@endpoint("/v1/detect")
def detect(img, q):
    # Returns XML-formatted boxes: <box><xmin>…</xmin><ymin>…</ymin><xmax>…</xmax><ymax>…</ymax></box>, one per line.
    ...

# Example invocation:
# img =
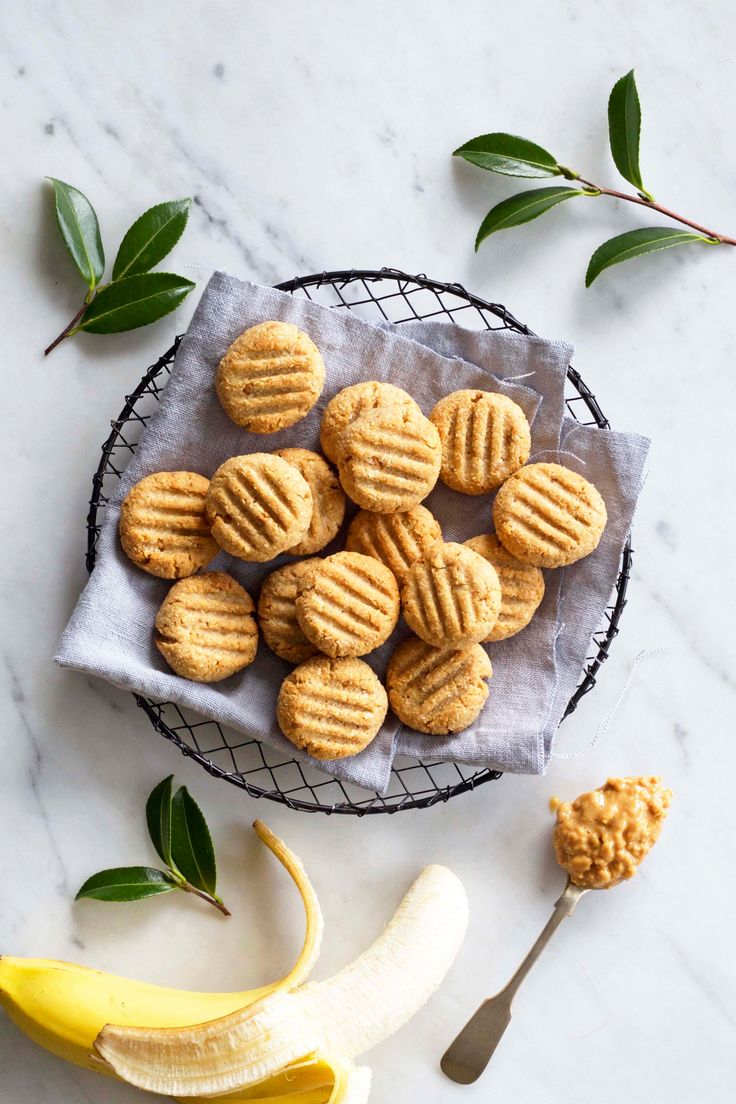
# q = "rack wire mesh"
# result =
<box><xmin>86</xmin><ymin>268</ymin><xmax>632</xmax><ymax>815</ymax></box>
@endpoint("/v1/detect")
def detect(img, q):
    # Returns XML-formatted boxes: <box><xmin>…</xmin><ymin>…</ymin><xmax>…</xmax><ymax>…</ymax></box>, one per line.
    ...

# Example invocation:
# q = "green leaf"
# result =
<box><xmin>608</xmin><ymin>70</ymin><xmax>651</xmax><ymax>198</ymax></box>
<box><xmin>75</xmin><ymin>866</ymin><xmax>174</xmax><ymax>903</ymax></box>
<box><xmin>170</xmin><ymin>787</ymin><xmax>217</xmax><ymax>895</ymax></box>
<box><xmin>47</xmin><ymin>178</ymin><xmax>105</xmax><ymax>291</ymax></box>
<box><xmin>112</xmin><ymin>198</ymin><xmax>192</xmax><ymax>281</ymax></box>
<box><xmin>75</xmin><ymin>272</ymin><xmax>195</xmax><ymax>334</ymax></box>
<box><xmin>453</xmin><ymin>133</ymin><xmax>561</xmax><ymax>178</ymax></box>
<box><xmin>585</xmin><ymin>227</ymin><xmax>712</xmax><ymax>286</ymax></box>
<box><xmin>475</xmin><ymin>186</ymin><xmax>587</xmax><ymax>249</ymax></box>
<box><xmin>146</xmin><ymin>775</ymin><xmax>175</xmax><ymax>869</ymax></box>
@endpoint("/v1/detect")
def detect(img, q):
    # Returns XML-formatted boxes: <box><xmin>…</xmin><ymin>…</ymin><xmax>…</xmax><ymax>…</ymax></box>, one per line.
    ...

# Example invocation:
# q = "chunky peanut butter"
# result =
<box><xmin>550</xmin><ymin>776</ymin><xmax>672</xmax><ymax>889</ymax></box>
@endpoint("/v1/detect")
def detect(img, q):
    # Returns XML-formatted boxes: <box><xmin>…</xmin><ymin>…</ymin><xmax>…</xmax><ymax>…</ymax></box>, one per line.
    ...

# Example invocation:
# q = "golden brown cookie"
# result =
<box><xmin>387</xmin><ymin>636</ymin><xmax>493</xmax><ymax>735</ymax></box>
<box><xmin>154</xmin><ymin>572</ymin><xmax>258</xmax><ymax>682</ymax></box>
<box><xmin>430</xmin><ymin>389</ymin><xmax>531</xmax><ymax>494</ymax></box>
<box><xmin>493</xmin><ymin>462</ymin><xmax>607</xmax><ymax>568</ymax></box>
<box><xmin>295</xmin><ymin>551</ymin><xmax>400</xmax><ymax>658</ymax></box>
<box><xmin>257</xmin><ymin>560</ymin><xmax>321</xmax><ymax>664</ymax></box>
<box><xmin>205</xmin><ymin>453</ymin><xmax>312</xmax><ymax>562</ymax></box>
<box><xmin>464</xmin><ymin>533</ymin><xmax>545</xmax><ymax>641</ymax></box>
<box><xmin>216</xmin><ymin>320</ymin><xmax>325</xmax><ymax>432</ymax></box>
<box><xmin>119</xmin><ymin>471</ymin><xmax>219</xmax><ymax>579</ymax></box>
<box><xmin>320</xmin><ymin>381</ymin><xmax>421</xmax><ymax>462</ymax></box>
<box><xmin>276</xmin><ymin>655</ymin><xmax>388</xmax><ymax>759</ymax></box>
<box><xmin>345</xmin><ymin>504</ymin><xmax>442</xmax><ymax>584</ymax></box>
<box><xmin>401</xmin><ymin>541</ymin><xmax>501</xmax><ymax>646</ymax></box>
<box><xmin>336</xmin><ymin>405</ymin><xmax>442</xmax><ymax>513</ymax></box>
<box><xmin>275</xmin><ymin>448</ymin><xmax>346</xmax><ymax>555</ymax></box>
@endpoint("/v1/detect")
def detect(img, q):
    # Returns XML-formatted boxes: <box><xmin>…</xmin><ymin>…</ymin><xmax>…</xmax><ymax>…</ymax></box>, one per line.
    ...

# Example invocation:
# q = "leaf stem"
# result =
<box><xmin>575</xmin><ymin>176</ymin><xmax>736</xmax><ymax>245</ymax></box>
<box><xmin>177</xmin><ymin>879</ymin><xmax>231</xmax><ymax>916</ymax></box>
<box><xmin>43</xmin><ymin>301</ymin><xmax>89</xmax><ymax>356</ymax></box>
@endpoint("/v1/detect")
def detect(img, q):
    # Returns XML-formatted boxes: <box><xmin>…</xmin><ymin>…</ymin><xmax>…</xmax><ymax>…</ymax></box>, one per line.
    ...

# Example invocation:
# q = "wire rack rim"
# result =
<box><xmin>85</xmin><ymin>267</ymin><xmax>632</xmax><ymax>815</ymax></box>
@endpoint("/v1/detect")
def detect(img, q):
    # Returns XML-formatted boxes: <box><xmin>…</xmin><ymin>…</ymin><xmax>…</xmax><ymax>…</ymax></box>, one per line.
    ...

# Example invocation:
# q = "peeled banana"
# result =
<box><xmin>1</xmin><ymin>822</ymin><xmax>467</xmax><ymax>1104</ymax></box>
<box><xmin>0</xmin><ymin>820</ymin><xmax>322</xmax><ymax>1073</ymax></box>
<box><xmin>96</xmin><ymin>863</ymin><xmax>468</xmax><ymax>1098</ymax></box>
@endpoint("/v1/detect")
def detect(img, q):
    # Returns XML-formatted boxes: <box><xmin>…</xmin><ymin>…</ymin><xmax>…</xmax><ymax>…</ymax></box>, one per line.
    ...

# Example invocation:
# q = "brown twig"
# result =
<box><xmin>43</xmin><ymin>301</ymin><xmax>89</xmax><ymax>356</ymax></box>
<box><xmin>571</xmin><ymin>174</ymin><xmax>736</xmax><ymax>245</ymax></box>
<box><xmin>178</xmin><ymin>880</ymin><xmax>231</xmax><ymax>916</ymax></box>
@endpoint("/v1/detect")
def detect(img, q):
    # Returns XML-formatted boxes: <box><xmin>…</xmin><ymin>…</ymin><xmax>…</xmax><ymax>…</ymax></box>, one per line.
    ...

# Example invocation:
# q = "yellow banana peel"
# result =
<box><xmin>0</xmin><ymin>820</ymin><xmax>322</xmax><ymax>1074</ymax></box>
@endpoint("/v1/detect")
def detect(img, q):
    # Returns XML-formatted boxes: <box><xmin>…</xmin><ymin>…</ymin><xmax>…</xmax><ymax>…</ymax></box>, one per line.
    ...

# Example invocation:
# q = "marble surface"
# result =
<box><xmin>1</xmin><ymin>2</ymin><xmax>735</xmax><ymax>1100</ymax></box>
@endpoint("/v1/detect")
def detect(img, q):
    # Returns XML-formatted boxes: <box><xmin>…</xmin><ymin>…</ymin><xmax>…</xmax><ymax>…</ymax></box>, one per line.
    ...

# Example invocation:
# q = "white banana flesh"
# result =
<box><xmin>96</xmin><ymin>864</ymin><xmax>468</xmax><ymax>1098</ymax></box>
<box><xmin>0</xmin><ymin>820</ymin><xmax>322</xmax><ymax>1073</ymax></box>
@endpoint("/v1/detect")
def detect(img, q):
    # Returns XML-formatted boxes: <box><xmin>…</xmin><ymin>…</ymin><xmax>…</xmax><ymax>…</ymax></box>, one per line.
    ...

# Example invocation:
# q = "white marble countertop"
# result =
<box><xmin>2</xmin><ymin>2</ymin><xmax>735</xmax><ymax>1100</ymax></box>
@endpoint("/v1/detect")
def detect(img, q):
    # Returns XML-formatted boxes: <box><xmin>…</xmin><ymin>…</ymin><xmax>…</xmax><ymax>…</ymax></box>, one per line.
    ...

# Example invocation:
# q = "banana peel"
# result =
<box><xmin>96</xmin><ymin>864</ymin><xmax>468</xmax><ymax>1098</ymax></box>
<box><xmin>0</xmin><ymin>820</ymin><xmax>322</xmax><ymax>1073</ymax></box>
<box><xmin>1</xmin><ymin>822</ymin><xmax>465</xmax><ymax>1104</ymax></box>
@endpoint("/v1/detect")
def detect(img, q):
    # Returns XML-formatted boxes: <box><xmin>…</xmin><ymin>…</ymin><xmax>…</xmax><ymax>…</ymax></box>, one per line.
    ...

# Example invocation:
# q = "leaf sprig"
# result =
<box><xmin>45</xmin><ymin>180</ymin><xmax>194</xmax><ymax>354</ymax></box>
<box><xmin>454</xmin><ymin>70</ymin><xmax>735</xmax><ymax>285</ymax></box>
<box><xmin>76</xmin><ymin>776</ymin><xmax>230</xmax><ymax>916</ymax></box>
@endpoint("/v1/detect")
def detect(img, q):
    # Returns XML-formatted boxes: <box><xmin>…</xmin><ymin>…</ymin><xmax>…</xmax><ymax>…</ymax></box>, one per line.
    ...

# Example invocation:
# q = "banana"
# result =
<box><xmin>96</xmin><ymin>864</ymin><xmax>468</xmax><ymax>1098</ymax></box>
<box><xmin>184</xmin><ymin>1053</ymin><xmax>370</xmax><ymax>1104</ymax></box>
<box><xmin>0</xmin><ymin>820</ymin><xmax>322</xmax><ymax>1074</ymax></box>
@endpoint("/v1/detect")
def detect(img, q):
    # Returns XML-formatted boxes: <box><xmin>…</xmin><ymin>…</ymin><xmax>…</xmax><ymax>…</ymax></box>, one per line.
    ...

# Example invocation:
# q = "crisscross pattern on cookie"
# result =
<box><xmin>295</xmin><ymin>551</ymin><xmax>400</xmax><ymax>658</ymax></box>
<box><xmin>336</xmin><ymin>405</ymin><xmax>441</xmax><ymax>513</ymax></box>
<box><xmin>155</xmin><ymin>573</ymin><xmax>258</xmax><ymax>682</ymax></box>
<box><xmin>464</xmin><ymin>533</ymin><xmax>545</xmax><ymax>641</ymax></box>
<box><xmin>493</xmin><ymin>462</ymin><xmax>607</xmax><ymax>568</ymax></box>
<box><xmin>387</xmin><ymin>636</ymin><xmax>493</xmax><ymax>734</ymax></box>
<box><xmin>119</xmin><ymin>471</ymin><xmax>218</xmax><ymax>579</ymax></box>
<box><xmin>216</xmin><ymin>321</ymin><xmax>325</xmax><ymax>432</ymax></box>
<box><xmin>401</xmin><ymin>541</ymin><xmax>501</xmax><ymax>646</ymax></box>
<box><xmin>206</xmin><ymin>453</ymin><xmax>312</xmax><ymax>562</ymax></box>
<box><xmin>430</xmin><ymin>390</ymin><xmax>531</xmax><ymax>494</ymax></box>
<box><xmin>277</xmin><ymin>656</ymin><xmax>388</xmax><ymax>759</ymax></box>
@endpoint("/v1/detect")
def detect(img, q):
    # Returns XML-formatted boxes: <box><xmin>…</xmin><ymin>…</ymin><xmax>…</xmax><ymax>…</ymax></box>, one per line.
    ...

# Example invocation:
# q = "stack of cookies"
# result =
<box><xmin>119</xmin><ymin>319</ymin><xmax>608</xmax><ymax>763</ymax></box>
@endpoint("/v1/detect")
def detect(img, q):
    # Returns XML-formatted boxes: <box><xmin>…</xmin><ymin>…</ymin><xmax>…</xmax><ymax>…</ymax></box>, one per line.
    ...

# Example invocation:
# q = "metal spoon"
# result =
<box><xmin>441</xmin><ymin>876</ymin><xmax>590</xmax><ymax>1085</ymax></box>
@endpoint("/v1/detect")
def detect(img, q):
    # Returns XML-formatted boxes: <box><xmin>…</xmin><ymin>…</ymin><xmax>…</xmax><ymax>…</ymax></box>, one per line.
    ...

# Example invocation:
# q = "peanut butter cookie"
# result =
<box><xmin>257</xmin><ymin>559</ymin><xmax>321</xmax><ymax>664</ymax></box>
<box><xmin>295</xmin><ymin>551</ymin><xmax>400</xmax><ymax>658</ymax></box>
<box><xmin>206</xmin><ymin>453</ymin><xmax>312</xmax><ymax>562</ymax></box>
<box><xmin>119</xmin><ymin>471</ymin><xmax>219</xmax><ymax>579</ymax></box>
<box><xmin>320</xmin><ymin>381</ymin><xmax>421</xmax><ymax>462</ymax></box>
<box><xmin>275</xmin><ymin>447</ymin><xmax>346</xmax><ymax>555</ymax></box>
<box><xmin>401</xmin><ymin>541</ymin><xmax>501</xmax><ymax>646</ymax></box>
<box><xmin>277</xmin><ymin>655</ymin><xmax>388</xmax><ymax>759</ymax></box>
<box><xmin>387</xmin><ymin>636</ymin><xmax>493</xmax><ymax>734</ymax></box>
<box><xmin>216</xmin><ymin>320</ymin><xmax>325</xmax><ymax>432</ymax></box>
<box><xmin>493</xmin><ymin>462</ymin><xmax>607</xmax><ymax>568</ymax></box>
<box><xmin>430</xmin><ymin>389</ymin><xmax>531</xmax><ymax>494</ymax></box>
<box><xmin>155</xmin><ymin>572</ymin><xmax>258</xmax><ymax>682</ymax></box>
<box><xmin>336</xmin><ymin>404</ymin><xmax>442</xmax><ymax>513</ymax></box>
<box><xmin>345</xmin><ymin>504</ymin><xmax>442</xmax><ymax>583</ymax></box>
<box><xmin>464</xmin><ymin>533</ymin><xmax>545</xmax><ymax>641</ymax></box>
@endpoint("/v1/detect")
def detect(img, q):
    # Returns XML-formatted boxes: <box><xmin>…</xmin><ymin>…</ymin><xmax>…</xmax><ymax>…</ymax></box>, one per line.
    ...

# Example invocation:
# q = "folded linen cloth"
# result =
<box><xmin>56</xmin><ymin>271</ymin><xmax>649</xmax><ymax>793</ymax></box>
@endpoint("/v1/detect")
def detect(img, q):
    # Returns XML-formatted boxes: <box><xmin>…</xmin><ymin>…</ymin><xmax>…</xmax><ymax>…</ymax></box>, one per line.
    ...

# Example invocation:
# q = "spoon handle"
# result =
<box><xmin>440</xmin><ymin>878</ymin><xmax>587</xmax><ymax>1085</ymax></box>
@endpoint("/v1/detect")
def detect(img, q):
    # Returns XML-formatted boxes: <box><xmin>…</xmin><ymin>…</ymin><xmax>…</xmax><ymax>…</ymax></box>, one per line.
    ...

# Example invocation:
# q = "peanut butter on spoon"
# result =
<box><xmin>550</xmin><ymin>776</ymin><xmax>672</xmax><ymax>889</ymax></box>
<box><xmin>442</xmin><ymin>775</ymin><xmax>672</xmax><ymax>1085</ymax></box>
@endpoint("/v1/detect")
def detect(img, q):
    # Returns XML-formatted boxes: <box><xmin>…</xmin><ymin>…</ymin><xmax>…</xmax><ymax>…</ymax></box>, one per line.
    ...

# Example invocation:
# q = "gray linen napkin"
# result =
<box><xmin>56</xmin><ymin>271</ymin><xmax>648</xmax><ymax>793</ymax></box>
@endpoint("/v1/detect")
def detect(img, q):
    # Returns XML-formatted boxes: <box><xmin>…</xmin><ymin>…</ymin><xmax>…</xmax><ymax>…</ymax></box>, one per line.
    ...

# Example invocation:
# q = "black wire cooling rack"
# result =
<box><xmin>86</xmin><ymin>268</ymin><xmax>632</xmax><ymax>816</ymax></box>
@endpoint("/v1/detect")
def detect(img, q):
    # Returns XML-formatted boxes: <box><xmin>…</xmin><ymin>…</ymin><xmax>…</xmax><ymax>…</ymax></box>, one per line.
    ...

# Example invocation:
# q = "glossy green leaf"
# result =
<box><xmin>608</xmin><ymin>70</ymin><xmax>651</xmax><ymax>198</ymax></box>
<box><xmin>75</xmin><ymin>272</ymin><xmax>194</xmax><ymax>334</ymax></box>
<box><xmin>75</xmin><ymin>866</ymin><xmax>174</xmax><ymax>903</ymax></box>
<box><xmin>112</xmin><ymin>198</ymin><xmax>192</xmax><ymax>280</ymax></box>
<box><xmin>475</xmin><ymin>186</ymin><xmax>587</xmax><ymax>249</ymax></box>
<box><xmin>171</xmin><ymin>787</ymin><xmax>217</xmax><ymax>895</ymax></box>
<box><xmin>146</xmin><ymin>775</ymin><xmax>175</xmax><ymax>869</ymax></box>
<box><xmin>47</xmin><ymin>178</ymin><xmax>105</xmax><ymax>291</ymax></box>
<box><xmin>453</xmin><ymin>133</ymin><xmax>561</xmax><ymax>178</ymax></box>
<box><xmin>585</xmin><ymin>227</ymin><xmax>711</xmax><ymax>286</ymax></box>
